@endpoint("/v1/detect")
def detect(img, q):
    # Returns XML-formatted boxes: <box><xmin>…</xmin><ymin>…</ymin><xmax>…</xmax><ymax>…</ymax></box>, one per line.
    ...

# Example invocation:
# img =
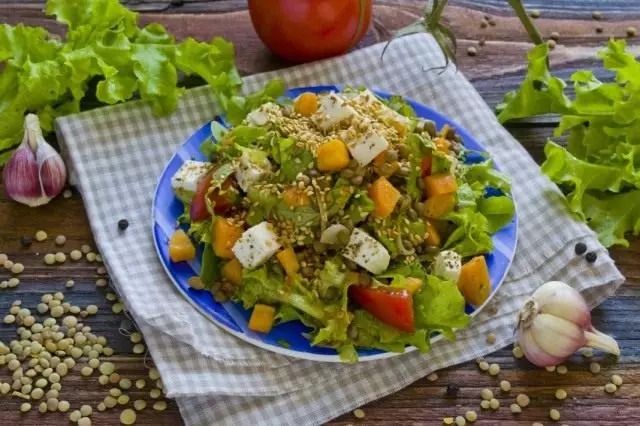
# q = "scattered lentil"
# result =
<box><xmin>153</xmin><ymin>401</ymin><xmax>167</xmax><ymax>411</ymax></box>
<box><xmin>55</xmin><ymin>235</ymin><xmax>66</xmax><ymax>245</ymax></box>
<box><xmin>454</xmin><ymin>416</ymin><xmax>466</xmax><ymax>426</ymax></box>
<box><xmin>443</xmin><ymin>417</ymin><xmax>454</xmax><ymax>425</ymax></box>
<box><xmin>546</xmin><ymin>365</ymin><xmax>556</xmax><ymax>372</ymax></box>
<box><xmin>47</xmin><ymin>397</ymin><xmax>59</xmax><ymax>412</ymax></box>
<box><xmin>20</xmin><ymin>402</ymin><xmax>32</xmax><ymax>413</ymax></box>
<box><xmin>557</xmin><ymin>365</ymin><xmax>568</xmax><ymax>375</ymax></box>
<box><xmin>478</xmin><ymin>361</ymin><xmax>489</xmax><ymax>371</ymax></box>
<box><xmin>555</xmin><ymin>389</ymin><xmax>567</xmax><ymax>400</ymax></box>
<box><xmin>150</xmin><ymin>388</ymin><xmax>161</xmax><ymax>399</ymax></box>
<box><xmin>605</xmin><ymin>383</ymin><xmax>617</xmax><ymax>393</ymax></box>
<box><xmin>117</xmin><ymin>394</ymin><xmax>130</xmax><ymax>405</ymax></box>
<box><xmin>480</xmin><ymin>400</ymin><xmax>490</xmax><ymax>410</ymax></box>
<box><xmin>39</xmin><ymin>402</ymin><xmax>48</xmax><ymax>413</ymax></box>
<box><xmin>550</xmin><ymin>408</ymin><xmax>561</xmax><ymax>420</ymax></box>
<box><xmin>467</xmin><ymin>47</ymin><xmax>477</xmax><ymax>57</ymax></box>
<box><xmin>135</xmin><ymin>379</ymin><xmax>146</xmax><ymax>389</ymax></box>
<box><xmin>510</xmin><ymin>403</ymin><xmax>522</xmax><ymax>414</ymax></box>
<box><xmin>120</xmin><ymin>408</ymin><xmax>137</xmax><ymax>425</ymax></box>
<box><xmin>500</xmin><ymin>380</ymin><xmax>511</xmax><ymax>392</ymax></box>
<box><xmin>54</xmin><ymin>252</ymin><xmax>66</xmax><ymax>263</ymax></box>
<box><xmin>35</xmin><ymin>231</ymin><xmax>48</xmax><ymax>242</ymax></box>
<box><xmin>481</xmin><ymin>389</ymin><xmax>493</xmax><ymax>400</ymax></box>
<box><xmin>516</xmin><ymin>393</ymin><xmax>530</xmax><ymax>407</ymax></box>
<box><xmin>130</xmin><ymin>332</ymin><xmax>142</xmax><ymax>343</ymax></box>
<box><xmin>78</xmin><ymin>417</ymin><xmax>91</xmax><ymax>426</ymax></box>
<box><xmin>132</xmin><ymin>343</ymin><xmax>145</xmax><ymax>354</ymax></box>
<box><xmin>149</xmin><ymin>368</ymin><xmax>160</xmax><ymax>380</ymax></box>
<box><xmin>611</xmin><ymin>374</ymin><xmax>623</xmax><ymax>386</ymax></box>
<box><xmin>81</xmin><ymin>366</ymin><xmax>93</xmax><ymax>376</ymax></box>
<box><xmin>44</xmin><ymin>254</ymin><xmax>56</xmax><ymax>265</ymax></box>
<box><xmin>582</xmin><ymin>348</ymin><xmax>594</xmax><ymax>358</ymax></box>
<box><xmin>547</xmin><ymin>39</ymin><xmax>557</xmax><ymax>50</ymax></box>
<box><xmin>86</xmin><ymin>305</ymin><xmax>99</xmax><ymax>315</ymax></box>
<box><xmin>104</xmin><ymin>396</ymin><xmax>118</xmax><ymax>408</ymax></box>
<box><xmin>80</xmin><ymin>405</ymin><xmax>92</xmax><ymax>417</ymax></box>
<box><xmin>486</xmin><ymin>333</ymin><xmax>496</xmax><ymax>344</ymax></box>
<box><xmin>465</xmin><ymin>410</ymin><xmax>477</xmax><ymax>423</ymax></box>
<box><xmin>70</xmin><ymin>410</ymin><xmax>82</xmax><ymax>422</ymax></box>
<box><xmin>88</xmin><ymin>358</ymin><xmax>100</xmax><ymax>369</ymax></box>
<box><xmin>66</xmin><ymin>280</ymin><xmax>75</xmax><ymax>288</ymax></box>
<box><xmin>427</xmin><ymin>373</ymin><xmax>438</xmax><ymax>382</ymax></box>
<box><xmin>86</xmin><ymin>252</ymin><xmax>96</xmax><ymax>262</ymax></box>
<box><xmin>529</xmin><ymin>9</ymin><xmax>540</xmax><ymax>18</ymax></box>
<box><xmin>488</xmin><ymin>363</ymin><xmax>500</xmax><ymax>376</ymax></box>
<box><xmin>627</xmin><ymin>26</ymin><xmax>637</xmax><ymax>37</ymax></box>
<box><xmin>8</xmin><ymin>278</ymin><xmax>20</xmax><ymax>288</ymax></box>
<box><xmin>590</xmin><ymin>362</ymin><xmax>601</xmax><ymax>374</ymax></box>
<box><xmin>119</xmin><ymin>378</ymin><xmax>132</xmax><ymax>390</ymax></box>
<box><xmin>11</xmin><ymin>263</ymin><xmax>24</xmax><ymax>274</ymax></box>
<box><xmin>58</xmin><ymin>400</ymin><xmax>70</xmax><ymax>412</ymax></box>
<box><xmin>97</xmin><ymin>403</ymin><xmax>106</xmax><ymax>412</ymax></box>
<box><xmin>81</xmin><ymin>245</ymin><xmax>91</xmax><ymax>254</ymax></box>
<box><xmin>592</xmin><ymin>11</ymin><xmax>602</xmax><ymax>20</ymax></box>
<box><xmin>550</xmin><ymin>31</ymin><xmax>560</xmax><ymax>41</ymax></box>
<box><xmin>99</xmin><ymin>375</ymin><xmax>109</xmax><ymax>385</ymax></box>
<box><xmin>63</xmin><ymin>189</ymin><xmax>72</xmax><ymax>198</ymax></box>
<box><xmin>489</xmin><ymin>398</ymin><xmax>500</xmax><ymax>410</ymax></box>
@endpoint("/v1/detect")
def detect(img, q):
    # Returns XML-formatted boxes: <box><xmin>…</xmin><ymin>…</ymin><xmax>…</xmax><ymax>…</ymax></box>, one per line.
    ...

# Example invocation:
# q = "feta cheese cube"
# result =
<box><xmin>312</xmin><ymin>92</ymin><xmax>357</xmax><ymax>131</ymax></box>
<box><xmin>433</xmin><ymin>250</ymin><xmax>462</xmax><ymax>283</ymax></box>
<box><xmin>352</xmin><ymin>89</ymin><xmax>410</xmax><ymax>133</ymax></box>
<box><xmin>235</xmin><ymin>152</ymin><xmax>271</xmax><ymax>192</ymax></box>
<box><xmin>346</xmin><ymin>128</ymin><xmax>389</xmax><ymax>166</ymax></box>
<box><xmin>342</xmin><ymin>228</ymin><xmax>390</xmax><ymax>275</ymax></box>
<box><xmin>171</xmin><ymin>160</ymin><xmax>213</xmax><ymax>203</ymax></box>
<box><xmin>232</xmin><ymin>222</ymin><xmax>281</xmax><ymax>270</ymax></box>
<box><xmin>246</xmin><ymin>109</ymin><xmax>269</xmax><ymax>126</ymax></box>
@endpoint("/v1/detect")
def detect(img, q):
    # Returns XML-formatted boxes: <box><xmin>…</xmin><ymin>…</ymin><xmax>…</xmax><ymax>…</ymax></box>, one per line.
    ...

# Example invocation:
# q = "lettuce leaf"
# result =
<box><xmin>187</xmin><ymin>220</ymin><xmax>212</xmax><ymax>245</ymax></box>
<box><xmin>351</xmin><ymin>310</ymin><xmax>431</xmax><ymax>353</ymax></box>
<box><xmin>345</xmin><ymin>190</ymin><xmax>375</xmax><ymax>224</ymax></box>
<box><xmin>478</xmin><ymin>196</ymin><xmax>516</xmax><ymax>233</ymax></box>
<box><xmin>444</xmin><ymin>208</ymin><xmax>493</xmax><ymax>257</ymax></box>
<box><xmin>582</xmin><ymin>190</ymin><xmax>640</xmax><ymax>248</ymax></box>
<box><xmin>414</xmin><ymin>275</ymin><xmax>471</xmax><ymax>340</ymax></box>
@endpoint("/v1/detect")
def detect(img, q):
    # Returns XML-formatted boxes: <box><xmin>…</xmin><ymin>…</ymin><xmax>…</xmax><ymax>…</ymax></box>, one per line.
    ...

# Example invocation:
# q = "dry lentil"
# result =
<box><xmin>88</xmin><ymin>358</ymin><xmax>100</xmax><ymax>369</ymax></box>
<box><xmin>39</xmin><ymin>402</ymin><xmax>48</xmax><ymax>413</ymax></box>
<box><xmin>454</xmin><ymin>416</ymin><xmax>466</xmax><ymax>426</ymax></box>
<box><xmin>44</xmin><ymin>254</ymin><xmax>56</xmax><ymax>265</ymax></box>
<box><xmin>427</xmin><ymin>373</ymin><xmax>438</xmax><ymax>382</ymax></box>
<box><xmin>480</xmin><ymin>400</ymin><xmax>490</xmax><ymax>410</ymax></box>
<box><xmin>546</xmin><ymin>365</ymin><xmax>556</xmax><ymax>372</ymax></box>
<box><xmin>47</xmin><ymin>397</ymin><xmax>59</xmax><ymax>411</ymax></box>
<box><xmin>464</xmin><ymin>410</ymin><xmax>477</xmax><ymax>422</ymax></box>
<box><xmin>627</xmin><ymin>26</ymin><xmax>637</xmax><ymax>37</ymax></box>
<box><xmin>500</xmin><ymin>380</ymin><xmax>511</xmax><ymax>392</ymax></box>
<box><xmin>130</xmin><ymin>332</ymin><xmax>142</xmax><ymax>343</ymax></box>
<box><xmin>11</xmin><ymin>263</ymin><xmax>24</xmax><ymax>274</ymax></box>
<box><xmin>150</xmin><ymin>388</ymin><xmax>161</xmax><ymax>399</ymax></box>
<box><xmin>78</xmin><ymin>417</ymin><xmax>91</xmax><ymax>426</ymax></box>
<box><xmin>547</xmin><ymin>39</ymin><xmax>557</xmax><ymax>49</ymax></box>
<box><xmin>489</xmin><ymin>398</ymin><xmax>500</xmax><ymax>410</ymax></box>
<box><xmin>550</xmin><ymin>31</ymin><xmax>560</xmax><ymax>40</ymax></box>
<box><xmin>590</xmin><ymin>362</ymin><xmax>601</xmax><ymax>374</ymax></box>
<box><xmin>153</xmin><ymin>400</ymin><xmax>167</xmax><ymax>411</ymax></box>
<box><xmin>605</xmin><ymin>382</ymin><xmax>617</xmax><ymax>393</ymax></box>
<box><xmin>550</xmin><ymin>408</ymin><xmax>561</xmax><ymax>420</ymax></box>
<box><xmin>96</xmin><ymin>403</ymin><xmax>106</xmax><ymax>412</ymax></box>
<box><xmin>582</xmin><ymin>348</ymin><xmax>593</xmax><ymax>358</ymax></box>
<box><xmin>486</xmin><ymin>333</ymin><xmax>496</xmax><ymax>344</ymax></box>
<box><xmin>529</xmin><ymin>9</ymin><xmax>540</xmax><ymax>18</ymax></box>
<box><xmin>54</xmin><ymin>252</ymin><xmax>66</xmax><ymax>263</ymax></box>
<box><xmin>20</xmin><ymin>402</ymin><xmax>32</xmax><ymax>413</ymax></box>
<box><xmin>467</xmin><ymin>47</ymin><xmax>477</xmax><ymax>57</ymax></box>
<box><xmin>55</xmin><ymin>235</ymin><xmax>66</xmax><ymax>245</ymax></box>
<box><xmin>488</xmin><ymin>363</ymin><xmax>500</xmax><ymax>376</ymax></box>
<box><xmin>510</xmin><ymin>403</ymin><xmax>522</xmax><ymax>414</ymax></box>
<box><xmin>478</xmin><ymin>361</ymin><xmax>489</xmax><ymax>371</ymax></box>
<box><xmin>149</xmin><ymin>368</ymin><xmax>160</xmax><ymax>380</ymax></box>
<box><xmin>481</xmin><ymin>388</ymin><xmax>493</xmax><ymax>400</ymax></box>
<box><xmin>70</xmin><ymin>250</ymin><xmax>83</xmax><ymax>261</ymax></box>
<box><xmin>120</xmin><ymin>408</ymin><xmax>137</xmax><ymax>425</ymax></box>
<box><xmin>104</xmin><ymin>396</ymin><xmax>118</xmax><ymax>408</ymax></box>
<box><xmin>516</xmin><ymin>393</ymin><xmax>530</xmax><ymax>407</ymax></box>
<box><xmin>592</xmin><ymin>11</ymin><xmax>602</xmax><ymax>20</ymax></box>
<box><xmin>80</xmin><ymin>405</ymin><xmax>92</xmax><ymax>417</ymax></box>
<box><xmin>110</xmin><ymin>373</ymin><xmax>121</xmax><ymax>384</ymax></box>
<box><xmin>35</xmin><ymin>231</ymin><xmax>48</xmax><ymax>241</ymax></box>
<box><xmin>557</xmin><ymin>365</ymin><xmax>568</xmax><ymax>375</ymax></box>
<box><xmin>81</xmin><ymin>366</ymin><xmax>93</xmax><ymax>376</ymax></box>
<box><xmin>555</xmin><ymin>389</ymin><xmax>567</xmax><ymax>400</ymax></box>
<box><xmin>66</xmin><ymin>280</ymin><xmax>75</xmax><ymax>288</ymax></box>
<box><xmin>117</xmin><ymin>394</ymin><xmax>130</xmax><ymax>405</ymax></box>
<box><xmin>611</xmin><ymin>374</ymin><xmax>623</xmax><ymax>386</ymax></box>
<box><xmin>133</xmin><ymin>343</ymin><xmax>145</xmax><ymax>354</ymax></box>
<box><xmin>96</xmin><ymin>278</ymin><xmax>108</xmax><ymax>287</ymax></box>
<box><xmin>135</xmin><ymin>379</ymin><xmax>146</xmax><ymax>389</ymax></box>
<box><xmin>86</xmin><ymin>252</ymin><xmax>96</xmax><ymax>262</ymax></box>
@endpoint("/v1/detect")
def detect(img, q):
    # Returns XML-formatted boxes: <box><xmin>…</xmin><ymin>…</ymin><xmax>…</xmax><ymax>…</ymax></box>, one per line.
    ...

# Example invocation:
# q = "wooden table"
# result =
<box><xmin>1</xmin><ymin>1</ymin><xmax>639</xmax><ymax>425</ymax></box>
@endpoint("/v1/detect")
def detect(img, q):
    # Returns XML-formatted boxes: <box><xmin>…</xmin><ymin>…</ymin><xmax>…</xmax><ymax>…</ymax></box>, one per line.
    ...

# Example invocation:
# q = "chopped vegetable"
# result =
<box><xmin>368</xmin><ymin>177</ymin><xmax>401</xmax><ymax>218</ymax></box>
<box><xmin>283</xmin><ymin>187</ymin><xmax>310</xmax><ymax>207</ymax></box>
<box><xmin>276</xmin><ymin>248</ymin><xmax>299</xmax><ymax>276</ymax></box>
<box><xmin>425</xmin><ymin>219</ymin><xmax>442</xmax><ymax>246</ymax></box>
<box><xmin>424</xmin><ymin>193</ymin><xmax>456</xmax><ymax>218</ymax></box>
<box><xmin>169</xmin><ymin>230</ymin><xmax>196</xmax><ymax>263</ymax></box>
<box><xmin>349</xmin><ymin>286</ymin><xmax>415</xmax><ymax>333</ymax></box>
<box><xmin>424</xmin><ymin>173</ymin><xmax>457</xmax><ymax>198</ymax></box>
<box><xmin>213</xmin><ymin>218</ymin><xmax>243</xmax><ymax>259</ymax></box>
<box><xmin>457</xmin><ymin>256</ymin><xmax>491</xmax><ymax>305</ymax></box>
<box><xmin>248</xmin><ymin>304</ymin><xmax>276</xmax><ymax>333</ymax></box>
<box><xmin>294</xmin><ymin>92</ymin><xmax>318</xmax><ymax>116</ymax></box>
<box><xmin>222</xmin><ymin>258</ymin><xmax>243</xmax><ymax>286</ymax></box>
<box><xmin>316</xmin><ymin>139</ymin><xmax>350</xmax><ymax>172</ymax></box>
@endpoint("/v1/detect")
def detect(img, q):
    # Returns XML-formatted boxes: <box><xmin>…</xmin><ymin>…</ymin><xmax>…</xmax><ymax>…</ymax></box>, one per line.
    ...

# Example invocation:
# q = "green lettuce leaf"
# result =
<box><xmin>444</xmin><ymin>208</ymin><xmax>493</xmax><ymax>257</ymax></box>
<box><xmin>345</xmin><ymin>190</ymin><xmax>375</xmax><ymax>224</ymax></box>
<box><xmin>414</xmin><ymin>275</ymin><xmax>471</xmax><ymax>340</ymax></box>
<box><xmin>351</xmin><ymin>310</ymin><xmax>431</xmax><ymax>353</ymax></box>
<box><xmin>199</xmin><ymin>244</ymin><xmax>221</xmax><ymax>290</ymax></box>
<box><xmin>582</xmin><ymin>190</ymin><xmax>640</xmax><ymax>248</ymax></box>
<box><xmin>326</xmin><ymin>178</ymin><xmax>355</xmax><ymax>218</ymax></box>
<box><xmin>187</xmin><ymin>220</ymin><xmax>212</xmax><ymax>245</ymax></box>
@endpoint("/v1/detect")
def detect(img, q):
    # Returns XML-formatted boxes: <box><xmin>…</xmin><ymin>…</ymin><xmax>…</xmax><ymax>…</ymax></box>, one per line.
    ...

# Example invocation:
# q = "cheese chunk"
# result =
<box><xmin>433</xmin><ymin>250</ymin><xmax>462</xmax><ymax>283</ymax></box>
<box><xmin>235</xmin><ymin>152</ymin><xmax>271</xmax><ymax>193</ymax></box>
<box><xmin>312</xmin><ymin>92</ymin><xmax>357</xmax><ymax>131</ymax></box>
<box><xmin>347</xmin><ymin>128</ymin><xmax>389</xmax><ymax>166</ymax></box>
<box><xmin>232</xmin><ymin>222</ymin><xmax>282</xmax><ymax>270</ymax></box>
<box><xmin>342</xmin><ymin>228</ymin><xmax>390</xmax><ymax>275</ymax></box>
<box><xmin>352</xmin><ymin>89</ymin><xmax>410</xmax><ymax>133</ymax></box>
<box><xmin>171</xmin><ymin>160</ymin><xmax>213</xmax><ymax>203</ymax></box>
<box><xmin>246</xmin><ymin>109</ymin><xmax>269</xmax><ymax>126</ymax></box>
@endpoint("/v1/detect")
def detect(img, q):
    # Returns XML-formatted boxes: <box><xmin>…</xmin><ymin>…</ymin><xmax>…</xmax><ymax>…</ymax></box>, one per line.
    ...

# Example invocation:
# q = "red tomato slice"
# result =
<box><xmin>349</xmin><ymin>286</ymin><xmax>415</xmax><ymax>333</ymax></box>
<box><xmin>421</xmin><ymin>155</ymin><xmax>432</xmax><ymax>177</ymax></box>
<box><xmin>190</xmin><ymin>172</ymin><xmax>236</xmax><ymax>222</ymax></box>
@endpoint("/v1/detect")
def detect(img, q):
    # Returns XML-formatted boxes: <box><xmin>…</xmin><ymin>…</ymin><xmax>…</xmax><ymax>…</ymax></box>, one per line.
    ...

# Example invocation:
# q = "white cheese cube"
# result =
<box><xmin>351</xmin><ymin>89</ymin><xmax>409</xmax><ymax>133</ymax></box>
<box><xmin>235</xmin><ymin>152</ymin><xmax>271</xmax><ymax>193</ymax></box>
<box><xmin>342</xmin><ymin>228</ymin><xmax>390</xmax><ymax>275</ymax></box>
<box><xmin>347</xmin><ymin>128</ymin><xmax>389</xmax><ymax>166</ymax></box>
<box><xmin>320</xmin><ymin>224</ymin><xmax>350</xmax><ymax>245</ymax></box>
<box><xmin>171</xmin><ymin>160</ymin><xmax>213</xmax><ymax>203</ymax></box>
<box><xmin>433</xmin><ymin>250</ymin><xmax>462</xmax><ymax>283</ymax></box>
<box><xmin>312</xmin><ymin>92</ymin><xmax>357</xmax><ymax>131</ymax></box>
<box><xmin>246</xmin><ymin>109</ymin><xmax>269</xmax><ymax>126</ymax></box>
<box><xmin>232</xmin><ymin>221</ymin><xmax>281</xmax><ymax>270</ymax></box>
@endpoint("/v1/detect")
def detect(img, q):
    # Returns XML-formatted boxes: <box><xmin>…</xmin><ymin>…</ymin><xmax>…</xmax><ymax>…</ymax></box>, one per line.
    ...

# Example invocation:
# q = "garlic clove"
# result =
<box><xmin>516</xmin><ymin>327</ymin><xmax>558</xmax><ymax>367</ymax></box>
<box><xmin>532</xmin><ymin>281</ymin><xmax>591</xmax><ymax>329</ymax></box>
<box><xmin>3</xmin><ymin>114</ymin><xmax>67</xmax><ymax>207</ymax></box>
<box><xmin>531</xmin><ymin>313</ymin><xmax>586</xmax><ymax>358</ymax></box>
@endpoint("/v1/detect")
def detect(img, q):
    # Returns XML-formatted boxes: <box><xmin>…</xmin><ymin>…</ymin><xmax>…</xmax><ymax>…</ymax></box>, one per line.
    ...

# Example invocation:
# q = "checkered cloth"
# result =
<box><xmin>56</xmin><ymin>34</ymin><xmax>624</xmax><ymax>425</ymax></box>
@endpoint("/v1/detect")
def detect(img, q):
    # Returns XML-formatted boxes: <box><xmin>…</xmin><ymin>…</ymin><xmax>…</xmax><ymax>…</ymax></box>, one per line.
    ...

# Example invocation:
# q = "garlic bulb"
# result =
<box><xmin>3</xmin><ymin>114</ymin><xmax>67</xmax><ymax>207</ymax></box>
<box><xmin>516</xmin><ymin>280</ymin><xmax>620</xmax><ymax>367</ymax></box>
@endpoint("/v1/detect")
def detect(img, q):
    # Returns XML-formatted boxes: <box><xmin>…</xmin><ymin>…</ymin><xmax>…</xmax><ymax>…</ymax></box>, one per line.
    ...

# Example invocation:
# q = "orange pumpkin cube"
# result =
<box><xmin>423</xmin><ymin>173</ymin><xmax>457</xmax><ymax>198</ymax></box>
<box><xmin>404</xmin><ymin>277</ymin><xmax>423</xmax><ymax>295</ymax></box>
<box><xmin>434</xmin><ymin>137</ymin><xmax>451</xmax><ymax>154</ymax></box>
<box><xmin>248</xmin><ymin>304</ymin><xmax>276</xmax><ymax>333</ymax></box>
<box><xmin>317</xmin><ymin>139</ymin><xmax>350</xmax><ymax>172</ymax></box>
<box><xmin>369</xmin><ymin>176</ymin><xmax>401</xmax><ymax>218</ymax></box>
<box><xmin>424</xmin><ymin>219</ymin><xmax>442</xmax><ymax>246</ymax></box>
<box><xmin>424</xmin><ymin>193</ymin><xmax>456</xmax><ymax>218</ymax></box>
<box><xmin>283</xmin><ymin>187</ymin><xmax>310</xmax><ymax>207</ymax></box>
<box><xmin>294</xmin><ymin>92</ymin><xmax>318</xmax><ymax>116</ymax></box>
<box><xmin>276</xmin><ymin>248</ymin><xmax>299</xmax><ymax>276</ymax></box>
<box><xmin>458</xmin><ymin>256</ymin><xmax>491</xmax><ymax>306</ymax></box>
<box><xmin>169</xmin><ymin>229</ymin><xmax>196</xmax><ymax>262</ymax></box>
<box><xmin>213</xmin><ymin>218</ymin><xmax>243</xmax><ymax>259</ymax></box>
<box><xmin>222</xmin><ymin>258</ymin><xmax>243</xmax><ymax>286</ymax></box>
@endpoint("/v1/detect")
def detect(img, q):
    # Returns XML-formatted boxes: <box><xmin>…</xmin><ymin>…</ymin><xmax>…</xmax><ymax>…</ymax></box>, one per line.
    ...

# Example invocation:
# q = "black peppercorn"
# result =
<box><xmin>20</xmin><ymin>236</ymin><xmax>32</xmax><ymax>248</ymax></box>
<box><xmin>574</xmin><ymin>242</ymin><xmax>587</xmax><ymax>255</ymax></box>
<box><xmin>446</xmin><ymin>384</ymin><xmax>459</xmax><ymax>397</ymax></box>
<box><xmin>117</xmin><ymin>219</ymin><xmax>129</xmax><ymax>231</ymax></box>
<box><xmin>585</xmin><ymin>251</ymin><xmax>597</xmax><ymax>263</ymax></box>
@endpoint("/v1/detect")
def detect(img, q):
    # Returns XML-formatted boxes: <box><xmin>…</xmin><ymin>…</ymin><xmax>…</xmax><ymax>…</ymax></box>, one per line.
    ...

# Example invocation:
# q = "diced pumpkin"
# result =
<box><xmin>404</xmin><ymin>277</ymin><xmax>422</xmax><ymax>295</ymax></box>
<box><xmin>283</xmin><ymin>187</ymin><xmax>310</xmax><ymax>207</ymax></box>
<box><xmin>424</xmin><ymin>193</ymin><xmax>456</xmax><ymax>218</ymax></box>
<box><xmin>222</xmin><ymin>258</ymin><xmax>243</xmax><ymax>286</ymax></box>
<box><xmin>423</xmin><ymin>173</ymin><xmax>457</xmax><ymax>198</ymax></box>
<box><xmin>213</xmin><ymin>218</ymin><xmax>243</xmax><ymax>259</ymax></box>
<box><xmin>294</xmin><ymin>92</ymin><xmax>318</xmax><ymax>116</ymax></box>
<box><xmin>434</xmin><ymin>137</ymin><xmax>451</xmax><ymax>154</ymax></box>
<box><xmin>458</xmin><ymin>256</ymin><xmax>491</xmax><ymax>306</ymax></box>
<box><xmin>248</xmin><ymin>304</ymin><xmax>276</xmax><ymax>333</ymax></box>
<box><xmin>169</xmin><ymin>230</ymin><xmax>196</xmax><ymax>263</ymax></box>
<box><xmin>317</xmin><ymin>139</ymin><xmax>350</xmax><ymax>172</ymax></box>
<box><xmin>276</xmin><ymin>248</ymin><xmax>299</xmax><ymax>276</ymax></box>
<box><xmin>424</xmin><ymin>219</ymin><xmax>442</xmax><ymax>246</ymax></box>
<box><xmin>373</xmin><ymin>150</ymin><xmax>399</xmax><ymax>177</ymax></box>
<box><xmin>369</xmin><ymin>176</ymin><xmax>401</xmax><ymax>218</ymax></box>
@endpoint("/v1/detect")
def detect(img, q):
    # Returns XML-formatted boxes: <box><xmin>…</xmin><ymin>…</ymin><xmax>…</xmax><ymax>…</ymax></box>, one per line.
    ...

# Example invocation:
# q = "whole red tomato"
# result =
<box><xmin>248</xmin><ymin>0</ymin><xmax>373</xmax><ymax>63</ymax></box>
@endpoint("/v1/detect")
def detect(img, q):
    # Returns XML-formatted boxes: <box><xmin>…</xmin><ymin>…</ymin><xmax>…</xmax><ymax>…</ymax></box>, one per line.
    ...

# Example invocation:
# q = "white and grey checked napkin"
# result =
<box><xmin>56</xmin><ymin>33</ymin><xmax>624</xmax><ymax>425</ymax></box>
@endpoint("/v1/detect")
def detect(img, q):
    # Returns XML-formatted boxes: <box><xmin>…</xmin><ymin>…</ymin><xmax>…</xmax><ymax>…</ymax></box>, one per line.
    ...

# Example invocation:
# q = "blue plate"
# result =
<box><xmin>152</xmin><ymin>85</ymin><xmax>518</xmax><ymax>362</ymax></box>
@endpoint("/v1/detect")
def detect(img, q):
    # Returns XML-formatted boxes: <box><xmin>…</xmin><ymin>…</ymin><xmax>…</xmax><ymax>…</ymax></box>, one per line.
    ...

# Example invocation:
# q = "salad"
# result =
<box><xmin>168</xmin><ymin>87</ymin><xmax>515</xmax><ymax>362</ymax></box>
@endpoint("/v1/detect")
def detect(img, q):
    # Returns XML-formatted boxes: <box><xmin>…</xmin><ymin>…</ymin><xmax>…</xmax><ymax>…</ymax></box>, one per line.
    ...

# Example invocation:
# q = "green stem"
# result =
<box><xmin>506</xmin><ymin>0</ymin><xmax>544</xmax><ymax>45</ymax></box>
<box><xmin>429</xmin><ymin>0</ymin><xmax>449</xmax><ymax>28</ymax></box>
